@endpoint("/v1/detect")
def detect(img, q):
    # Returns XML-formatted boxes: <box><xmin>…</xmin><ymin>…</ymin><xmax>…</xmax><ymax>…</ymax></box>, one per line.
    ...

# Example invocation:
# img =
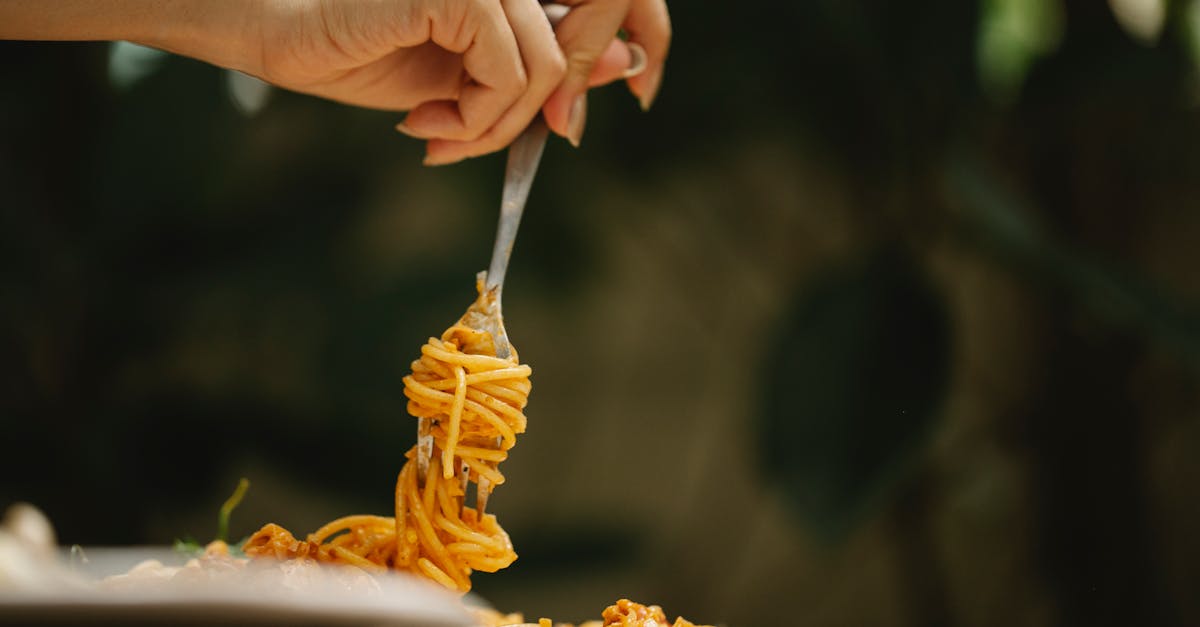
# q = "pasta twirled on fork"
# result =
<box><xmin>244</xmin><ymin>287</ymin><xmax>530</xmax><ymax>593</ymax></box>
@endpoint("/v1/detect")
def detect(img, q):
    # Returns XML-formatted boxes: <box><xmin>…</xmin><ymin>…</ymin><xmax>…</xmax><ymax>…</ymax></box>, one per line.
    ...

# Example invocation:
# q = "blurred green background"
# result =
<box><xmin>3</xmin><ymin>1</ymin><xmax>1200</xmax><ymax>625</ymax></box>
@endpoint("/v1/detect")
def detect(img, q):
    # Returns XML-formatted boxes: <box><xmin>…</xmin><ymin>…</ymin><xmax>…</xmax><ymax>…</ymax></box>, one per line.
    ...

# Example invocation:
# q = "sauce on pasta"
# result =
<box><xmin>243</xmin><ymin>283</ymin><xmax>529</xmax><ymax>592</ymax></box>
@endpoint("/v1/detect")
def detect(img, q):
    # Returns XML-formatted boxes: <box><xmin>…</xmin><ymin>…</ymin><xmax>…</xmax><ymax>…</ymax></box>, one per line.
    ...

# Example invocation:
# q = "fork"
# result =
<box><xmin>416</xmin><ymin>119</ymin><xmax>551</xmax><ymax>516</ymax></box>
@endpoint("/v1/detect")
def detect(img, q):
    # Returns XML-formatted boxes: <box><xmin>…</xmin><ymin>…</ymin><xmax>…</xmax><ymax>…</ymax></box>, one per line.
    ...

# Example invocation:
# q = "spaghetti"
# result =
<box><xmin>238</xmin><ymin>287</ymin><xmax>715</xmax><ymax>626</ymax></box>
<box><xmin>244</xmin><ymin>283</ymin><xmax>530</xmax><ymax>592</ymax></box>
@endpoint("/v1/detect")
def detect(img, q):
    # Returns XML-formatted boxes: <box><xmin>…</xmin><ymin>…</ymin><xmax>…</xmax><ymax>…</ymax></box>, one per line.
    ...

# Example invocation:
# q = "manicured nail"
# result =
<box><xmin>396</xmin><ymin>120</ymin><xmax>423</xmax><ymax>138</ymax></box>
<box><xmin>566</xmin><ymin>93</ymin><xmax>587</xmax><ymax>148</ymax></box>
<box><xmin>423</xmin><ymin>152</ymin><xmax>464</xmax><ymax>167</ymax></box>
<box><xmin>623</xmin><ymin>42</ymin><xmax>647</xmax><ymax>79</ymax></box>
<box><xmin>638</xmin><ymin>67</ymin><xmax>662</xmax><ymax>112</ymax></box>
<box><xmin>543</xmin><ymin>3</ymin><xmax>569</xmax><ymax>26</ymax></box>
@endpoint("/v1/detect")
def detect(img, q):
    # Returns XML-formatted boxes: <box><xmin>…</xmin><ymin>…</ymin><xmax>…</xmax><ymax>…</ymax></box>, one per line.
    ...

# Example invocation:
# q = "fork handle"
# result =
<box><xmin>486</xmin><ymin>118</ymin><xmax>550</xmax><ymax>296</ymax></box>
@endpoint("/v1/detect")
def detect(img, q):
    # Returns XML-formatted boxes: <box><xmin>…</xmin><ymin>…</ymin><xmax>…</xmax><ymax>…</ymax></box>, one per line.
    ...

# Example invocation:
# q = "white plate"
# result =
<box><xmin>0</xmin><ymin>547</ymin><xmax>477</xmax><ymax>627</ymax></box>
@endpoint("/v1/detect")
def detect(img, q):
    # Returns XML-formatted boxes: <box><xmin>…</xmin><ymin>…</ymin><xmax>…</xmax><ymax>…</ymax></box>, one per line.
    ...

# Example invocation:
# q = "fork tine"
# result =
<box><xmin>475</xmin><ymin>435</ymin><xmax>503</xmax><ymax>514</ymax></box>
<box><xmin>458</xmin><ymin>460</ymin><xmax>470</xmax><ymax>510</ymax></box>
<box><xmin>476</xmin><ymin>477</ymin><xmax>492</xmax><ymax>515</ymax></box>
<box><xmin>417</xmin><ymin>417</ymin><xmax>432</xmax><ymax>482</ymax></box>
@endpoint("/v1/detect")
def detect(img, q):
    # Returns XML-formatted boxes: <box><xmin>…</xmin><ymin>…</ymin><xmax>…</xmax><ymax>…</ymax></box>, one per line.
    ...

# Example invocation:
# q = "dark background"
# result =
<box><xmin>3</xmin><ymin>1</ymin><xmax>1199</xmax><ymax>625</ymax></box>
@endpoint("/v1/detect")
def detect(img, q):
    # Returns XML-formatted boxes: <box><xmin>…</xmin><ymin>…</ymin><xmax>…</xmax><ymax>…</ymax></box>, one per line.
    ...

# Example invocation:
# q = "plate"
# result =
<box><xmin>0</xmin><ymin>547</ymin><xmax>477</xmax><ymax>627</ymax></box>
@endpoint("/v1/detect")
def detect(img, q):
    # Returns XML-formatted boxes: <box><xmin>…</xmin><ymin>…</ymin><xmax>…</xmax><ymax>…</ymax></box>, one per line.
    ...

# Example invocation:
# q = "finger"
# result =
<box><xmin>546</xmin><ymin>3</ymin><xmax>645</xmax><ymax>87</ymax></box>
<box><xmin>424</xmin><ymin>0</ymin><xmax>567</xmax><ymax>165</ymax></box>
<box><xmin>399</xmin><ymin>0</ymin><xmax>527</xmax><ymax>142</ymax></box>
<box><xmin>540</xmin><ymin>0</ymin><xmax>631</xmax><ymax>145</ymax></box>
<box><xmin>586</xmin><ymin>39</ymin><xmax>646</xmax><ymax>87</ymax></box>
<box><xmin>543</xmin><ymin>2</ymin><xmax>656</xmax><ymax>90</ymax></box>
<box><xmin>622</xmin><ymin>0</ymin><xmax>671</xmax><ymax>110</ymax></box>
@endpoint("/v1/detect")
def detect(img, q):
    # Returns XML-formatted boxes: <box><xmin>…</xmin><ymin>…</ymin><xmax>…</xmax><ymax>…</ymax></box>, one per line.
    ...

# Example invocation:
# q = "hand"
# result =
<box><xmin>0</xmin><ymin>0</ymin><xmax>671</xmax><ymax>165</ymax></box>
<box><xmin>422</xmin><ymin>0</ymin><xmax>672</xmax><ymax>164</ymax></box>
<box><xmin>251</xmin><ymin>0</ymin><xmax>566</xmax><ymax>165</ymax></box>
<box><xmin>251</xmin><ymin>1</ymin><xmax>670</xmax><ymax>164</ymax></box>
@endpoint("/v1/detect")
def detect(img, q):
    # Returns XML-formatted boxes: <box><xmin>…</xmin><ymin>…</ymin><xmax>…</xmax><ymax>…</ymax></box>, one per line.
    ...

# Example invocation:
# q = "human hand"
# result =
<box><xmin>0</xmin><ymin>0</ymin><xmax>669</xmax><ymax>165</ymax></box>
<box><xmin>420</xmin><ymin>0</ymin><xmax>672</xmax><ymax>164</ymax></box>
<box><xmin>245</xmin><ymin>0</ymin><xmax>562</xmax><ymax>165</ymax></box>
<box><xmin>252</xmin><ymin>0</ymin><xmax>669</xmax><ymax>165</ymax></box>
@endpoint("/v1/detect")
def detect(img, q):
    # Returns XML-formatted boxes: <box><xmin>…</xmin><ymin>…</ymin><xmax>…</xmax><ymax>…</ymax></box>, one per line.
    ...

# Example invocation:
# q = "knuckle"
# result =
<box><xmin>545</xmin><ymin>50</ymin><xmax>568</xmax><ymax>83</ymax></box>
<box><xmin>510</xmin><ymin>66</ymin><xmax>529</xmax><ymax>95</ymax></box>
<box><xmin>565</xmin><ymin>49</ymin><xmax>596</xmax><ymax>76</ymax></box>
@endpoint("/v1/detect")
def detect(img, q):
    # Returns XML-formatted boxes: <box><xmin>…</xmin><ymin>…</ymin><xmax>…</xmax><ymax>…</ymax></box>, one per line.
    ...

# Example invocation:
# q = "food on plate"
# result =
<box><xmin>233</xmin><ymin>284</ymin><xmax>714</xmax><ymax>624</ymax></box>
<box><xmin>473</xmin><ymin>598</ymin><xmax>712</xmax><ymax>627</ymax></box>
<box><xmin>0</xmin><ymin>282</ymin><xmax>715</xmax><ymax>627</ymax></box>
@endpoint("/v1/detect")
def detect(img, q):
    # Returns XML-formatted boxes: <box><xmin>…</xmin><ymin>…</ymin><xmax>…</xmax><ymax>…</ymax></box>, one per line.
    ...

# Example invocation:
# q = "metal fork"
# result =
<box><xmin>416</xmin><ymin>119</ymin><xmax>551</xmax><ymax>515</ymax></box>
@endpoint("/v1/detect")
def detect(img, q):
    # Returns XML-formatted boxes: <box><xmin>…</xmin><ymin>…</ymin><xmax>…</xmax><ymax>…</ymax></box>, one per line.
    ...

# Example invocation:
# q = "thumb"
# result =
<box><xmin>542</xmin><ymin>0</ymin><xmax>631</xmax><ymax>147</ymax></box>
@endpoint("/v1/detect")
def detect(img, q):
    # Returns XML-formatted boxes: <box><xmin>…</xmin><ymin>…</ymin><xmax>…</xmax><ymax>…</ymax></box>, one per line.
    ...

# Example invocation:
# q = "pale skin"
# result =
<box><xmin>0</xmin><ymin>0</ymin><xmax>671</xmax><ymax>165</ymax></box>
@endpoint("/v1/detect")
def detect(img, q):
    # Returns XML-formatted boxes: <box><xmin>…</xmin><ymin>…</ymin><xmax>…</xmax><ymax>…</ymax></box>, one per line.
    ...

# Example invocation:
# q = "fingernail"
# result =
<box><xmin>638</xmin><ymin>67</ymin><xmax>662</xmax><ymax>112</ymax></box>
<box><xmin>396</xmin><ymin>120</ymin><xmax>423</xmax><ymax>138</ymax></box>
<box><xmin>622</xmin><ymin>42</ymin><xmax>647</xmax><ymax>79</ymax></box>
<box><xmin>423</xmin><ymin>153</ymin><xmax>464</xmax><ymax>167</ymax></box>
<box><xmin>543</xmin><ymin>3</ymin><xmax>569</xmax><ymax>27</ymax></box>
<box><xmin>566</xmin><ymin>93</ymin><xmax>587</xmax><ymax>148</ymax></box>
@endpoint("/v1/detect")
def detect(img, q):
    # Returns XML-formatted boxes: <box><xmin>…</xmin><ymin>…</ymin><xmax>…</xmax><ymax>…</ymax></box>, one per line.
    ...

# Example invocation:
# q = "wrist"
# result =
<box><xmin>131</xmin><ymin>0</ymin><xmax>265</xmax><ymax>76</ymax></box>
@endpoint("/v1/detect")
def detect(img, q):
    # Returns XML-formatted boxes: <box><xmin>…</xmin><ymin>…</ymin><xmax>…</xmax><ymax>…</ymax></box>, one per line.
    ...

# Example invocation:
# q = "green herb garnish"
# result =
<box><xmin>217</xmin><ymin>478</ymin><xmax>250</xmax><ymax>543</ymax></box>
<box><xmin>172</xmin><ymin>478</ymin><xmax>251</xmax><ymax>557</ymax></box>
